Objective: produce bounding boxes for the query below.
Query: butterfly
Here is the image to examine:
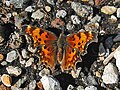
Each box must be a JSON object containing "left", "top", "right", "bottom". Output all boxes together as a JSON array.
[{"left": 25, "top": 25, "right": 97, "bottom": 72}]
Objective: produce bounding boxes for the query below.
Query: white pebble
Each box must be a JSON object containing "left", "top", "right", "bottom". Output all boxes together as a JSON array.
[
  {"left": 85, "top": 86, "right": 97, "bottom": 90},
  {"left": 25, "top": 6, "right": 34, "bottom": 12},
  {"left": 71, "top": 15, "right": 81, "bottom": 24},
  {"left": 25, "top": 58, "right": 34, "bottom": 67},
  {"left": 102, "top": 63, "right": 118, "bottom": 84},
  {"left": 6, "top": 50, "right": 18, "bottom": 62},
  {"left": 114, "top": 50, "right": 120, "bottom": 72},
  {"left": 56, "top": 10, "right": 67, "bottom": 18},
  {"left": 6, "top": 66, "right": 22, "bottom": 76},
  {"left": 31, "top": 10, "right": 44, "bottom": 20},
  {"left": 21, "top": 49, "right": 29, "bottom": 59},
  {"left": 117, "top": 8, "right": 120, "bottom": 18}
]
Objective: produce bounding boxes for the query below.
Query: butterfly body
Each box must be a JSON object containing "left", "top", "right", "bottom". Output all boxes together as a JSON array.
[{"left": 25, "top": 25, "right": 97, "bottom": 72}]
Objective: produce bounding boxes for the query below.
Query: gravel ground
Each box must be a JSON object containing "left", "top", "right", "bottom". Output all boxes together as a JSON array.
[{"left": 0, "top": 0, "right": 120, "bottom": 90}]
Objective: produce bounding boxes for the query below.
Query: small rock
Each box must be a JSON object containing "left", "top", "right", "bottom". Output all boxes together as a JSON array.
[
  {"left": 110, "top": 15, "right": 117, "bottom": 23},
  {"left": 102, "top": 63, "right": 119, "bottom": 84},
  {"left": 87, "top": 73, "right": 98, "bottom": 85},
  {"left": 113, "top": 34, "right": 120, "bottom": 42},
  {"left": 117, "top": 23, "right": 120, "bottom": 29},
  {"left": 56, "top": 10, "right": 67, "bottom": 18},
  {"left": 47, "top": 0, "right": 55, "bottom": 5},
  {"left": 5, "top": 1, "right": 11, "bottom": 7},
  {"left": 114, "top": 50, "right": 120, "bottom": 72},
  {"left": 90, "top": 15, "right": 101, "bottom": 23},
  {"left": 77, "top": 85, "right": 84, "bottom": 90},
  {"left": 28, "top": 80, "right": 36, "bottom": 90},
  {"left": 71, "top": 67, "right": 81, "bottom": 78},
  {"left": 1, "top": 61, "right": 7, "bottom": 66},
  {"left": 95, "top": 71, "right": 101, "bottom": 77},
  {"left": 10, "top": 0, "right": 23, "bottom": 8},
  {"left": 6, "top": 66, "right": 22, "bottom": 76},
  {"left": 101, "top": 6, "right": 117, "bottom": 15},
  {"left": 40, "top": 75, "right": 61, "bottom": 90},
  {"left": 21, "top": 49, "right": 29, "bottom": 59},
  {"left": 25, "top": 6, "right": 35, "bottom": 12},
  {"left": 27, "top": 45, "right": 37, "bottom": 53},
  {"left": 71, "top": 2, "right": 93, "bottom": 17},
  {"left": 31, "top": 10, "right": 44, "bottom": 20},
  {"left": 1, "top": 74, "right": 12, "bottom": 87},
  {"left": 45, "top": 6, "right": 51, "bottom": 12},
  {"left": 66, "top": 21, "right": 75, "bottom": 31},
  {"left": 94, "top": 0, "right": 104, "bottom": 6},
  {"left": 67, "top": 85, "right": 74, "bottom": 90},
  {"left": 85, "top": 86, "right": 97, "bottom": 90},
  {"left": 71, "top": 15, "right": 81, "bottom": 24},
  {"left": 117, "top": 8, "right": 120, "bottom": 18},
  {"left": 0, "top": 53, "right": 4, "bottom": 61},
  {"left": 39, "top": 68, "right": 50, "bottom": 77},
  {"left": 25, "top": 58, "right": 34, "bottom": 67},
  {"left": 99, "top": 43, "right": 106, "bottom": 56},
  {"left": 6, "top": 50, "right": 18, "bottom": 62}
]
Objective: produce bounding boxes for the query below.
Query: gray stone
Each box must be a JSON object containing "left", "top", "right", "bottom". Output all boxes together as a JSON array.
[
  {"left": 99, "top": 43, "right": 106, "bottom": 56},
  {"left": 105, "top": 37, "right": 113, "bottom": 49},
  {"left": 6, "top": 50, "right": 18, "bottom": 62},
  {"left": 56, "top": 10, "right": 67, "bottom": 18},
  {"left": 47, "top": 0, "right": 55, "bottom": 5},
  {"left": 25, "top": 58, "right": 34, "bottom": 67},
  {"left": 10, "top": 0, "right": 23, "bottom": 8},
  {"left": 31, "top": 10, "right": 44, "bottom": 20},
  {"left": 87, "top": 73, "right": 98, "bottom": 85},
  {"left": 85, "top": 86, "right": 97, "bottom": 90},
  {"left": 102, "top": 63, "right": 119, "bottom": 84},
  {"left": 6, "top": 66, "right": 22, "bottom": 76}
]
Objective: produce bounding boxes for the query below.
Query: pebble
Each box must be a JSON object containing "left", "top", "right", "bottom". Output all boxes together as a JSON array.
[
  {"left": 117, "top": 8, "right": 120, "bottom": 18},
  {"left": 31, "top": 10, "right": 44, "bottom": 20},
  {"left": 27, "top": 45, "right": 37, "bottom": 53},
  {"left": 117, "top": 23, "right": 120, "bottom": 29},
  {"left": 0, "top": 84, "right": 10, "bottom": 90},
  {"left": 1, "top": 74, "right": 12, "bottom": 87},
  {"left": 102, "top": 63, "right": 119, "bottom": 84},
  {"left": 25, "top": 58, "right": 34, "bottom": 67},
  {"left": 71, "top": 2, "right": 93, "bottom": 17},
  {"left": 77, "top": 85, "right": 84, "bottom": 90},
  {"left": 71, "top": 15, "right": 81, "bottom": 24},
  {"left": 67, "top": 84, "right": 74, "bottom": 90},
  {"left": 98, "top": 43, "right": 106, "bottom": 56},
  {"left": 45, "top": 6, "right": 51, "bottom": 12},
  {"left": 113, "top": 34, "right": 120, "bottom": 42},
  {"left": 21, "top": 49, "right": 29, "bottom": 59},
  {"left": 110, "top": 15, "right": 117, "bottom": 23},
  {"left": 5, "top": 1, "right": 11, "bottom": 7},
  {"left": 66, "top": 21, "right": 75, "bottom": 31},
  {"left": 1, "top": 61, "right": 7, "bottom": 66},
  {"left": 10, "top": 0, "right": 23, "bottom": 8},
  {"left": 6, "top": 66, "right": 22, "bottom": 76},
  {"left": 101, "top": 6, "right": 117, "bottom": 15},
  {"left": 25, "top": 6, "right": 35, "bottom": 12},
  {"left": 114, "top": 50, "right": 120, "bottom": 72},
  {"left": 71, "top": 67, "right": 81, "bottom": 78},
  {"left": 56, "top": 10, "right": 67, "bottom": 18},
  {"left": 85, "top": 86, "right": 97, "bottom": 90},
  {"left": 0, "top": 53, "right": 4, "bottom": 61},
  {"left": 90, "top": 15, "right": 101, "bottom": 23},
  {"left": 47, "top": 0, "right": 55, "bottom": 5},
  {"left": 40, "top": 75, "right": 61, "bottom": 90},
  {"left": 87, "top": 73, "right": 98, "bottom": 85},
  {"left": 28, "top": 80, "right": 36, "bottom": 90},
  {"left": 39, "top": 68, "right": 50, "bottom": 77},
  {"left": 95, "top": 71, "right": 101, "bottom": 77},
  {"left": 6, "top": 50, "right": 18, "bottom": 62}
]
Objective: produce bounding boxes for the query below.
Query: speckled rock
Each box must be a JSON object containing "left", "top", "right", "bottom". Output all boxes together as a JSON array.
[
  {"left": 101, "top": 6, "right": 117, "bottom": 15},
  {"left": 6, "top": 50, "right": 18, "bottom": 62},
  {"left": 102, "top": 63, "right": 119, "bottom": 84},
  {"left": 6, "top": 66, "right": 22, "bottom": 76},
  {"left": 71, "top": 15, "right": 81, "bottom": 24},
  {"left": 40, "top": 75, "right": 61, "bottom": 90},
  {"left": 85, "top": 86, "right": 97, "bottom": 90},
  {"left": 31, "top": 10, "right": 44, "bottom": 20}
]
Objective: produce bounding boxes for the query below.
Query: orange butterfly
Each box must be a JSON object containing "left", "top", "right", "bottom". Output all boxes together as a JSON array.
[{"left": 25, "top": 25, "right": 97, "bottom": 72}]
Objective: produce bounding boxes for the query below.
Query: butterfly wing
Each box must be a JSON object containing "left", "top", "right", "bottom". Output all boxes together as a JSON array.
[
  {"left": 61, "top": 31, "right": 95, "bottom": 71},
  {"left": 25, "top": 25, "right": 57, "bottom": 70}
]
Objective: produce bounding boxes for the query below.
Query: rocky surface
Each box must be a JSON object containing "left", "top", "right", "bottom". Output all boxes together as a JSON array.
[{"left": 0, "top": 0, "right": 120, "bottom": 90}]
